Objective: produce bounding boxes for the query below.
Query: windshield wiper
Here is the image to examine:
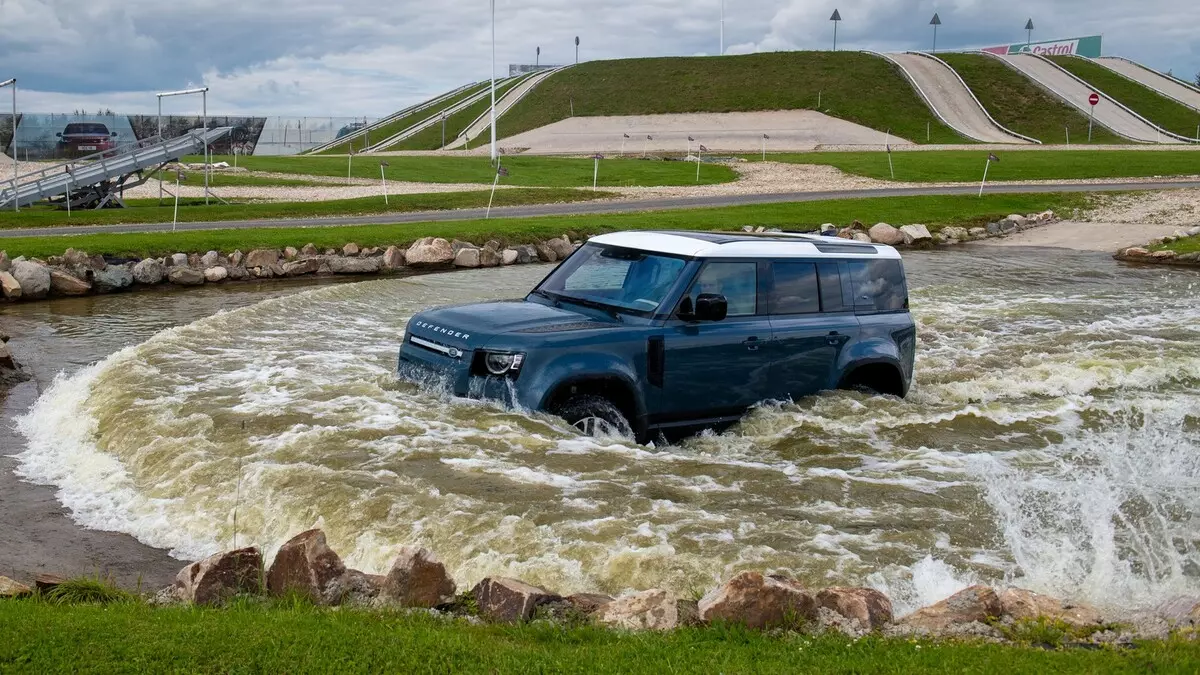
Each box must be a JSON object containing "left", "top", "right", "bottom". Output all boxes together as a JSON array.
[
  {"left": 556, "top": 295, "right": 624, "bottom": 323},
  {"left": 529, "top": 288, "right": 560, "bottom": 306}
]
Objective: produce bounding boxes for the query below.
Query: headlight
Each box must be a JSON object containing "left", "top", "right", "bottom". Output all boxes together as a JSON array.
[{"left": 480, "top": 351, "right": 525, "bottom": 376}]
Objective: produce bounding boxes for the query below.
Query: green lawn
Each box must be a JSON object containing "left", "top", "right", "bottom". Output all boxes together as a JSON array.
[
  {"left": 937, "top": 54, "right": 1125, "bottom": 144},
  {"left": 1048, "top": 56, "right": 1200, "bottom": 140},
  {"left": 1157, "top": 236, "right": 1200, "bottom": 255},
  {"left": 314, "top": 82, "right": 492, "bottom": 155},
  {"left": 388, "top": 76, "right": 527, "bottom": 151},
  {"left": 497, "top": 52, "right": 965, "bottom": 144},
  {"left": 754, "top": 150, "right": 1200, "bottom": 182},
  {"left": 0, "top": 192, "right": 1095, "bottom": 259},
  {"left": 1, "top": 601, "right": 1195, "bottom": 674},
  {"left": 177, "top": 154, "right": 737, "bottom": 187},
  {"left": 0, "top": 188, "right": 610, "bottom": 230},
  {"left": 149, "top": 171, "right": 342, "bottom": 188}
]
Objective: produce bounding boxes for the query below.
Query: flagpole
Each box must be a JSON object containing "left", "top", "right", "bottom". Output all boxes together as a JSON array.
[{"left": 979, "top": 159, "right": 991, "bottom": 197}]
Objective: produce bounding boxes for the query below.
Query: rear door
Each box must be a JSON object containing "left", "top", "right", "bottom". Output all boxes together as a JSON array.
[{"left": 766, "top": 260, "right": 859, "bottom": 400}]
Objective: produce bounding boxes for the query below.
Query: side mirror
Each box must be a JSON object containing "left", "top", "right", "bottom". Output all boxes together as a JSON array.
[
  {"left": 695, "top": 293, "right": 728, "bottom": 321},
  {"left": 56, "top": 132, "right": 62, "bottom": 137},
  {"left": 111, "top": 132, "right": 118, "bottom": 137}
]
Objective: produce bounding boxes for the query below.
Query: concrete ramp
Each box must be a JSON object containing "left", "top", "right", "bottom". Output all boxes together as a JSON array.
[
  {"left": 448, "top": 66, "right": 570, "bottom": 149},
  {"left": 873, "top": 51, "right": 1036, "bottom": 144},
  {"left": 993, "top": 53, "right": 1185, "bottom": 144},
  {"left": 1092, "top": 56, "right": 1200, "bottom": 113}
]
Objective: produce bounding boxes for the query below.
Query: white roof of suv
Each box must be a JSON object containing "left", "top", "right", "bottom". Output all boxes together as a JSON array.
[{"left": 589, "top": 230, "right": 902, "bottom": 260}]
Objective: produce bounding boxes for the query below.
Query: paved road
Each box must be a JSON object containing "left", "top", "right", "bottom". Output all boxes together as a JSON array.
[
  {"left": 1093, "top": 57, "right": 1200, "bottom": 113},
  {"left": 882, "top": 53, "right": 1031, "bottom": 144},
  {"left": 4, "top": 179, "right": 1200, "bottom": 239}
]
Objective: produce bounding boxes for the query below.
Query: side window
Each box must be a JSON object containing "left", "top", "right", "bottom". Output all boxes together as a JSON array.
[
  {"left": 848, "top": 260, "right": 908, "bottom": 312},
  {"left": 817, "top": 263, "right": 845, "bottom": 313},
  {"left": 686, "top": 262, "right": 758, "bottom": 317},
  {"left": 770, "top": 263, "right": 819, "bottom": 314}
]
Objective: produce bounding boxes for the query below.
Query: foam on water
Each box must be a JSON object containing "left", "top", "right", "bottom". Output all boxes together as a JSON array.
[{"left": 13, "top": 255, "right": 1200, "bottom": 613}]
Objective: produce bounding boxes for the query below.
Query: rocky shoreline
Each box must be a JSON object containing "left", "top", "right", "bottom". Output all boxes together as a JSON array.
[
  {"left": 3, "top": 529, "right": 1197, "bottom": 646},
  {"left": 1113, "top": 225, "right": 1200, "bottom": 266}
]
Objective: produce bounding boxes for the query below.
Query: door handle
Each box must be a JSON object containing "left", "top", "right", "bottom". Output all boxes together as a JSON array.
[
  {"left": 826, "top": 331, "right": 850, "bottom": 346},
  {"left": 743, "top": 336, "right": 761, "bottom": 352}
]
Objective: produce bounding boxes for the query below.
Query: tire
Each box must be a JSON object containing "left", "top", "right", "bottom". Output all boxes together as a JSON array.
[{"left": 555, "top": 395, "right": 633, "bottom": 438}]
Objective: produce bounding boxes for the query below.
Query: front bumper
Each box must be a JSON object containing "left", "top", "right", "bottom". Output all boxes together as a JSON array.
[{"left": 397, "top": 335, "right": 519, "bottom": 407}]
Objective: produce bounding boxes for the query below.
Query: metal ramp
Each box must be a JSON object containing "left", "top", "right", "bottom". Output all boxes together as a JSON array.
[
  {"left": 363, "top": 75, "right": 526, "bottom": 153},
  {"left": 1, "top": 127, "right": 233, "bottom": 209},
  {"left": 303, "top": 82, "right": 482, "bottom": 155}
]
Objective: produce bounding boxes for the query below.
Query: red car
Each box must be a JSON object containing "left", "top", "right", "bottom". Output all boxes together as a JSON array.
[{"left": 56, "top": 122, "right": 119, "bottom": 158}]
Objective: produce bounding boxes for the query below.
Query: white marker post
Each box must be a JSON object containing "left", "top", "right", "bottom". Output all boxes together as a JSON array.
[
  {"left": 621, "top": 133, "right": 629, "bottom": 157},
  {"left": 1088, "top": 92, "right": 1099, "bottom": 143},
  {"left": 884, "top": 130, "right": 894, "bottom": 180},
  {"left": 2, "top": 78, "right": 17, "bottom": 213},
  {"left": 64, "top": 168, "right": 71, "bottom": 218},
  {"left": 643, "top": 134, "right": 651, "bottom": 158},
  {"left": 687, "top": 135, "right": 694, "bottom": 158},
  {"left": 173, "top": 170, "right": 184, "bottom": 231},
  {"left": 347, "top": 148, "right": 353, "bottom": 184},
  {"left": 696, "top": 144, "right": 708, "bottom": 182},
  {"left": 380, "top": 161, "right": 390, "bottom": 206},
  {"left": 761, "top": 134, "right": 768, "bottom": 161},
  {"left": 486, "top": 162, "right": 507, "bottom": 219},
  {"left": 979, "top": 152, "right": 999, "bottom": 197},
  {"left": 592, "top": 154, "right": 602, "bottom": 191},
  {"left": 1065, "top": 126, "right": 1070, "bottom": 146}
]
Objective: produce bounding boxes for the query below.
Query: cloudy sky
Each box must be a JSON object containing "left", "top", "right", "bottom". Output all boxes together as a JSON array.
[{"left": 2, "top": 0, "right": 1197, "bottom": 116}]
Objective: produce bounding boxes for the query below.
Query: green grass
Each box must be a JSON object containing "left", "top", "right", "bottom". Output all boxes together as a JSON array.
[
  {"left": 497, "top": 52, "right": 965, "bottom": 144},
  {"left": 0, "top": 192, "right": 1096, "bottom": 259},
  {"left": 388, "top": 76, "right": 527, "bottom": 151},
  {"left": 2, "top": 601, "right": 1196, "bottom": 674},
  {"left": 175, "top": 154, "right": 737, "bottom": 187},
  {"left": 753, "top": 150, "right": 1200, "bottom": 182},
  {"left": 1156, "top": 236, "right": 1200, "bottom": 255},
  {"left": 314, "top": 82, "right": 492, "bottom": 155},
  {"left": 0, "top": 188, "right": 610, "bottom": 230},
  {"left": 1048, "top": 56, "right": 1200, "bottom": 140},
  {"left": 149, "top": 171, "right": 342, "bottom": 188},
  {"left": 937, "top": 54, "right": 1125, "bottom": 144}
]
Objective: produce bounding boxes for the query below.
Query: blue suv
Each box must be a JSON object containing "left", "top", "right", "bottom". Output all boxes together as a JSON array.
[{"left": 398, "top": 231, "right": 916, "bottom": 442}]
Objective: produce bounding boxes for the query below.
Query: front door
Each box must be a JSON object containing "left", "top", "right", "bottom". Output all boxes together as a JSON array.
[{"left": 767, "top": 261, "right": 858, "bottom": 400}]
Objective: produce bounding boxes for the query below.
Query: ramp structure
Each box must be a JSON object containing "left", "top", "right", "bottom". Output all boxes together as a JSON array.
[
  {"left": 365, "top": 75, "right": 528, "bottom": 152},
  {"left": 0, "top": 127, "right": 232, "bottom": 210},
  {"left": 304, "top": 82, "right": 481, "bottom": 155},
  {"left": 1090, "top": 56, "right": 1200, "bottom": 112},
  {"left": 446, "top": 66, "right": 572, "bottom": 149}
]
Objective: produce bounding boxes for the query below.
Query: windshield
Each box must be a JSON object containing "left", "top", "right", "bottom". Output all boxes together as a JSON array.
[
  {"left": 64, "top": 123, "right": 109, "bottom": 135},
  {"left": 533, "top": 243, "right": 688, "bottom": 315}
]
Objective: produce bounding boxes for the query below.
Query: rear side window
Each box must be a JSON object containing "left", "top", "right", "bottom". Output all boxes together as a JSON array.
[
  {"left": 848, "top": 260, "right": 908, "bottom": 312},
  {"left": 771, "top": 263, "right": 819, "bottom": 314},
  {"left": 817, "top": 263, "right": 846, "bottom": 313}
]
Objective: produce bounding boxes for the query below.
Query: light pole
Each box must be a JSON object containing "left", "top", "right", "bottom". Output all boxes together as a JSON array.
[
  {"left": 1025, "top": 19, "right": 1034, "bottom": 49},
  {"left": 157, "top": 87, "right": 210, "bottom": 205},
  {"left": 929, "top": 13, "right": 941, "bottom": 53},
  {"left": 575, "top": 36, "right": 580, "bottom": 65},
  {"left": 830, "top": 10, "right": 841, "bottom": 52},
  {"left": 489, "top": 0, "right": 497, "bottom": 163},
  {"left": 536, "top": 46, "right": 540, "bottom": 69},
  {"left": 1, "top": 78, "right": 16, "bottom": 212},
  {"left": 719, "top": 0, "right": 724, "bottom": 55}
]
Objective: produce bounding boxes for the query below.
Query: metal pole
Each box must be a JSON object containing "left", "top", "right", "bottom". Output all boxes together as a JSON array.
[
  {"left": 203, "top": 90, "right": 209, "bottom": 206},
  {"left": 486, "top": 160, "right": 501, "bottom": 219},
  {"left": 696, "top": 148, "right": 702, "bottom": 182},
  {"left": 1065, "top": 126, "right": 1070, "bottom": 145},
  {"left": 833, "top": 21, "right": 837, "bottom": 52},
  {"left": 720, "top": 0, "right": 724, "bottom": 55},
  {"left": 979, "top": 159, "right": 990, "bottom": 197},
  {"left": 381, "top": 164, "right": 388, "bottom": 205},
  {"left": 593, "top": 157, "right": 598, "bottom": 191},
  {"left": 1088, "top": 106, "right": 1094, "bottom": 142},
  {"left": 66, "top": 176, "right": 71, "bottom": 218},
  {"left": 173, "top": 173, "right": 180, "bottom": 230},
  {"left": 10, "top": 79, "right": 16, "bottom": 213},
  {"left": 932, "top": 24, "right": 936, "bottom": 53},
  {"left": 489, "top": 0, "right": 497, "bottom": 163}
]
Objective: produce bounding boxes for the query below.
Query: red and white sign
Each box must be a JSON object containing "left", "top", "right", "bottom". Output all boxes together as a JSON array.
[{"left": 1088, "top": 93, "right": 1100, "bottom": 106}]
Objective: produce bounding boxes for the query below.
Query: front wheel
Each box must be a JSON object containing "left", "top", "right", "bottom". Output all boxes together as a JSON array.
[{"left": 554, "top": 395, "right": 633, "bottom": 439}]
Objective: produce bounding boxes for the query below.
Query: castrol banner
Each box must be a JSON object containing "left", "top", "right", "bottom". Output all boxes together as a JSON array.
[{"left": 980, "top": 35, "right": 1102, "bottom": 58}]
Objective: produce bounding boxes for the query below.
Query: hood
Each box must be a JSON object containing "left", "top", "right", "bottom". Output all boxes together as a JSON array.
[{"left": 408, "top": 300, "right": 610, "bottom": 348}]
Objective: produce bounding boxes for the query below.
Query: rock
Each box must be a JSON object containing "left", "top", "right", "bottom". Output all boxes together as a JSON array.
[
  {"left": 266, "top": 529, "right": 346, "bottom": 604},
  {"left": 175, "top": 547, "right": 263, "bottom": 606},
  {"left": 986, "top": 222, "right": 1002, "bottom": 235},
  {"left": 698, "top": 571, "right": 817, "bottom": 629},
  {"left": 534, "top": 243, "right": 558, "bottom": 263},
  {"left": 244, "top": 248, "right": 281, "bottom": 269},
  {"left": 0, "top": 250, "right": 9, "bottom": 273},
  {"left": 1150, "top": 250, "right": 1177, "bottom": 260},
  {"left": 941, "top": 226, "right": 969, "bottom": 242},
  {"left": 49, "top": 269, "right": 91, "bottom": 296},
  {"left": 596, "top": 589, "right": 679, "bottom": 631},
  {"left": 815, "top": 587, "right": 894, "bottom": 630},
  {"left": 836, "top": 227, "right": 855, "bottom": 240},
  {"left": 852, "top": 232, "right": 872, "bottom": 243},
  {"left": 282, "top": 259, "right": 320, "bottom": 277},
  {"left": 362, "top": 247, "right": 381, "bottom": 257},
  {"left": 451, "top": 239, "right": 477, "bottom": 253},
  {"left": 203, "top": 266, "right": 229, "bottom": 283},
  {"left": 741, "top": 225, "right": 754, "bottom": 232},
  {"left": 406, "top": 237, "right": 455, "bottom": 267},
  {"left": 380, "top": 546, "right": 457, "bottom": 608},
  {"left": 1006, "top": 214, "right": 1029, "bottom": 228},
  {"left": 323, "top": 569, "right": 385, "bottom": 606},
  {"left": 479, "top": 247, "right": 502, "bottom": 267},
  {"left": 1037, "top": 210, "right": 1056, "bottom": 223},
  {"left": 228, "top": 266, "right": 250, "bottom": 281},
  {"left": 62, "top": 248, "right": 93, "bottom": 269},
  {"left": 94, "top": 265, "right": 133, "bottom": 293},
  {"left": 997, "top": 588, "right": 1102, "bottom": 628},
  {"left": 170, "top": 253, "right": 189, "bottom": 267},
  {"left": 35, "top": 574, "right": 68, "bottom": 593},
  {"left": 167, "top": 267, "right": 205, "bottom": 286},
  {"left": 132, "top": 258, "right": 165, "bottom": 285},
  {"left": 868, "top": 223, "right": 904, "bottom": 246},
  {"left": 269, "top": 263, "right": 286, "bottom": 277},
  {"left": 997, "top": 220, "right": 1018, "bottom": 234},
  {"left": 0, "top": 342, "right": 15, "bottom": 370},
  {"left": 1120, "top": 247, "right": 1150, "bottom": 258},
  {"left": 545, "top": 235, "right": 575, "bottom": 260},
  {"left": 472, "top": 577, "right": 561, "bottom": 623},
  {"left": 11, "top": 260, "right": 51, "bottom": 299},
  {"left": 327, "top": 256, "right": 382, "bottom": 274},
  {"left": 898, "top": 585, "right": 1001, "bottom": 634},
  {"left": 1178, "top": 252, "right": 1200, "bottom": 262},
  {"left": 324, "top": 249, "right": 337, "bottom": 257},
  {"left": 382, "top": 246, "right": 405, "bottom": 270},
  {"left": 230, "top": 250, "right": 245, "bottom": 268},
  {"left": 820, "top": 223, "right": 837, "bottom": 234},
  {"left": 300, "top": 243, "right": 318, "bottom": 257},
  {"left": 900, "top": 224, "right": 933, "bottom": 246},
  {"left": 0, "top": 575, "right": 32, "bottom": 597},
  {"left": 342, "top": 243, "right": 360, "bottom": 257},
  {"left": 565, "top": 592, "right": 614, "bottom": 615},
  {"left": 200, "top": 250, "right": 221, "bottom": 268},
  {"left": 968, "top": 226, "right": 987, "bottom": 239},
  {"left": 501, "top": 249, "right": 519, "bottom": 265},
  {"left": 0, "top": 271, "right": 22, "bottom": 299},
  {"left": 284, "top": 246, "right": 299, "bottom": 260},
  {"left": 454, "top": 248, "right": 481, "bottom": 268},
  {"left": 516, "top": 245, "right": 538, "bottom": 264}
]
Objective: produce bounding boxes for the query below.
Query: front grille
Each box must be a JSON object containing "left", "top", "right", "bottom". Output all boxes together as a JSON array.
[{"left": 409, "top": 334, "right": 465, "bottom": 359}]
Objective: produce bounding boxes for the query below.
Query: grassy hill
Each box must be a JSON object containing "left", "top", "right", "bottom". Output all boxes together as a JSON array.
[
  {"left": 1047, "top": 56, "right": 1200, "bottom": 140},
  {"left": 496, "top": 52, "right": 965, "bottom": 144},
  {"left": 315, "top": 82, "right": 491, "bottom": 155},
  {"left": 937, "top": 54, "right": 1125, "bottom": 144},
  {"left": 387, "top": 76, "right": 527, "bottom": 151}
]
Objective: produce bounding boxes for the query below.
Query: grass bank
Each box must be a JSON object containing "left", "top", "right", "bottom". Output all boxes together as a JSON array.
[
  {"left": 0, "top": 192, "right": 1095, "bottom": 259},
  {"left": 149, "top": 171, "right": 342, "bottom": 188},
  {"left": 753, "top": 150, "right": 1200, "bottom": 182},
  {"left": 388, "top": 76, "right": 526, "bottom": 151},
  {"left": 314, "top": 82, "right": 491, "bottom": 155},
  {"left": 1047, "top": 56, "right": 1200, "bottom": 140},
  {"left": 0, "top": 188, "right": 611, "bottom": 230},
  {"left": 1, "top": 601, "right": 1194, "bottom": 674},
  {"left": 1156, "top": 236, "right": 1200, "bottom": 255},
  {"left": 497, "top": 52, "right": 964, "bottom": 144},
  {"left": 936, "top": 54, "right": 1125, "bottom": 144}
]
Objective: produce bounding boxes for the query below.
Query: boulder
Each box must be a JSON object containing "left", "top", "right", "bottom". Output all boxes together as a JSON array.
[
  {"left": 968, "top": 226, "right": 987, "bottom": 239},
  {"left": 597, "top": 589, "right": 679, "bottom": 631},
  {"left": 94, "top": 265, "right": 134, "bottom": 293},
  {"left": 49, "top": 269, "right": 91, "bottom": 296},
  {"left": 170, "top": 253, "right": 189, "bottom": 267},
  {"left": 997, "top": 588, "right": 1102, "bottom": 628},
  {"left": 327, "top": 256, "right": 382, "bottom": 274},
  {"left": 479, "top": 247, "right": 502, "bottom": 267},
  {"left": 454, "top": 248, "right": 481, "bottom": 268},
  {"left": 11, "top": 260, "right": 51, "bottom": 299},
  {"left": 35, "top": 574, "right": 67, "bottom": 593},
  {"left": 451, "top": 239, "right": 477, "bottom": 253},
  {"left": 1120, "top": 247, "right": 1150, "bottom": 258},
  {"left": 266, "top": 530, "right": 346, "bottom": 604},
  {"left": 898, "top": 585, "right": 1001, "bottom": 633},
  {"left": 820, "top": 223, "right": 837, "bottom": 234},
  {"left": 1150, "top": 250, "right": 1177, "bottom": 260},
  {"left": 868, "top": 223, "right": 904, "bottom": 246},
  {"left": 565, "top": 592, "right": 614, "bottom": 615},
  {"left": 406, "top": 237, "right": 455, "bottom": 267},
  {"left": 175, "top": 547, "right": 263, "bottom": 606},
  {"left": 282, "top": 259, "right": 320, "bottom": 277},
  {"left": 323, "top": 569, "right": 385, "bottom": 606},
  {"left": 380, "top": 546, "right": 456, "bottom": 608},
  {"left": 200, "top": 250, "right": 221, "bottom": 268},
  {"left": 941, "top": 226, "right": 969, "bottom": 242},
  {"left": 472, "top": 577, "right": 561, "bottom": 623},
  {"left": 382, "top": 246, "right": 405, "bottom": 270},
  {"left": 132, "top": 258, "right": 165, "bottom": 285},
  {"left": 1005, "top": 214, "right": 1029, "bottom": 228},
  {"left": 997, "top": 220, "right": 1018, "bottom": 234},
  {"left": 501, "top": 249, "right": 519, "bottom": 266},
  {"left": 534, "top": 243, "right": 558, "bottom": 263},
  {"left": 836, "top": 227, "right": 855, "bottom": 240},
  {"left": 1179, "top": 252, "right": 1200, "bottom": 262},
  {"left": 852, "top": 232, "right": 872, "bottom": 243},
  {"left": 900, "top": 224, "right": 933, "bottom": 246},
  {"left": 62, "top": 248, "right": 93, "bottom": 269},
  {"left": 986, "top": 222, "right": 1002, "bottom": 235},
  {"left": 546, "top": 235, "right": 575, "bottom": 260},
  {"left": 269, "top": 263, "right": 286, "bottom": 278},
  {"left": 364, "top": 247, "right": 382, "bottom": 257},
  {"left": 0, "top": 342, "right": 15, "bottom": 370},
  {"left": 284, "top": 246, "right": 299, "bottom": 260},
  {"left": 203, "top": 267, "right": 229, "bottom": 283},
  {"left": 0, "top": 250, "right": 9, "bottom": 273},
  {"left": 228, "top": 266, "right": 250, "bottom": 281},
  {"left": 342, "top": 243, "right": 360, "bottom": 257},
  {"left": 0, "top": 575, "right": 32, "bottom": 598},
  {"left": 516, "top": 245, "right": 538, "bottom": 264},
  {"left": 815, "top": 587, "right": 893, "bottom": 630},
  {"left": 698, "top": 571, "right": 817, "bottom": 629},
  {"left": 0, "top": 271, "right": 22, "bottom": 299},
  {"left": 167, "top": 267, "right": 206, "bottom": 286},
  {"left": 300, "top": 243, "right": 318, "bottom": 257},
  {"left": 244, "top": 248, "right": 281, "bottom": 269},
  {"left": 230, "top": 250, "right": 245, "bottom": 268}
]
